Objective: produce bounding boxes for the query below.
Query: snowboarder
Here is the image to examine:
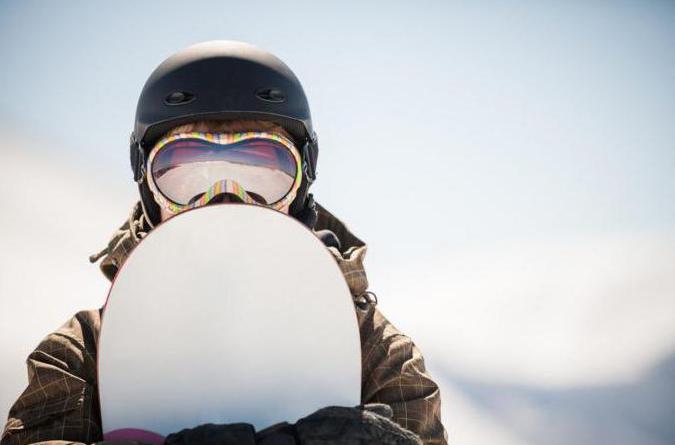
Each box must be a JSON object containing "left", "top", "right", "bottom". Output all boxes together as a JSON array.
[{"left": 1, "top": 41, "right": 448, "bottom": 445}]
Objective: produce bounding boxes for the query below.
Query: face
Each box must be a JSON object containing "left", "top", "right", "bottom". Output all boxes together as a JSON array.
[{"left": 153, "top": 124, "right": 299, "bottom": 223}]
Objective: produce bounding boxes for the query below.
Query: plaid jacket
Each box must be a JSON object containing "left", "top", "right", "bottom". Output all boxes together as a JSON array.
[{"left": 1, "top": 201, "right": 448, "bottom": 445}]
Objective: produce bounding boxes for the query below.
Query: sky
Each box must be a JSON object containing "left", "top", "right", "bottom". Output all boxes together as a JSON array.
[{"left": 1, "top": 1, "right": 674, "bottom": 444}]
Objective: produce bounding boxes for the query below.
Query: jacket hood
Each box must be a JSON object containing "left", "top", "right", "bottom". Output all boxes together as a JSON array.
[{"left": 90, "top": 200, "right": 370, "bottom": 297}]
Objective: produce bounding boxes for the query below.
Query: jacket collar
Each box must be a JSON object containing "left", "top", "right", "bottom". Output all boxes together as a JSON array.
[{"left": 92, "top": 200, "right": 369, "bottom": 297}]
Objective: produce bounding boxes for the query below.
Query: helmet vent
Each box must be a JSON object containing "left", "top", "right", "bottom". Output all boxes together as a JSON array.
[
  {"left": 164, "top": 91, "right": 196, "bottom": 106},
  {"left": 255, "top": 88, "right": 286, "bottom": 103}
]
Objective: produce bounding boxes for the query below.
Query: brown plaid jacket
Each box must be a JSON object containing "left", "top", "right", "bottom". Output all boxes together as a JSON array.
[{"left": 1, "top": 201, "right": 448, "bottom": 445}]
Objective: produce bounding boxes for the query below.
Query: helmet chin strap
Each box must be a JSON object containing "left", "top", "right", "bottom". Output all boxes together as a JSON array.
[
  {"left": 138, "top": 178, "right": 161, "bottom": 229},
  {"left": 292, "top": 193, "right": 318, "bottom": 230}
]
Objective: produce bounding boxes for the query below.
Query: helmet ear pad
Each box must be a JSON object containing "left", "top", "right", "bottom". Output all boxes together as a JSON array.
[
  {"left": 288, "top": 137, "right": 318, "bottom": 228},
  {"left": 138, "top": 178, "right": 162, "bottom": 227}
]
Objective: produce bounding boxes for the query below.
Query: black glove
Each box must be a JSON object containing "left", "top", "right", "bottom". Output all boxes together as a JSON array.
[
  {"left": 159, "top": 404, "right": 421, "bottom": 445},
  {"left": 295, "top": 404, "right": 423, "bottom": 445},
  {"left": 164, "top": 422, "right": 256, "bottom": 445},
  {"left": 255, "top": 422, "right": 297, "bottom": 445}
]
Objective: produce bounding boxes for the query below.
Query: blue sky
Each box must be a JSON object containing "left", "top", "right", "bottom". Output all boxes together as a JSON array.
[{"left": 1, "top": 0, "right": 673, "bottom": 262}]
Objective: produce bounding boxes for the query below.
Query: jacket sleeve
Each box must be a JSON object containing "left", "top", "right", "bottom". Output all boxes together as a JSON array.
[
  {"left": 1, "top": 310, "right": 103, "bottom": 445},
  {"left": 357, "top": 304, "right": 448, "bottom": 445}
]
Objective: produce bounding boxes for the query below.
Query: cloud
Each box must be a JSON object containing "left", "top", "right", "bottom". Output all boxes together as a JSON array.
[
  {"left": 371, "top": 233, "right": 675, "bottom": 388},
  {"left": 0, "top": 130, "right": 134, "bottom": 420},
  {"left": 440, "top": 351, "right": 675, "bottom": 445}
]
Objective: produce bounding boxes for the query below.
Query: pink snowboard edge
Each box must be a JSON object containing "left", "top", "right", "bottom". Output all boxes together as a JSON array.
[{"left": 104, "top": 428, "right": 166, "bottom": 445}]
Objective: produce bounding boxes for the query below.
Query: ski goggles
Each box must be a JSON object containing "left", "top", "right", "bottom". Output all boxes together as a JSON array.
[{"left": 146, "top": 131, "right": 303, "bottom": 214}]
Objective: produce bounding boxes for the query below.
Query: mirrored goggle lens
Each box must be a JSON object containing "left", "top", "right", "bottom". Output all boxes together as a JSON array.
[{"left": 151, "top": 138, "right": 298, "bottom": 206}]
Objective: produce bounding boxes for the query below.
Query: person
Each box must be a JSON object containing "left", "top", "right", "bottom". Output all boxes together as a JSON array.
[{"left": 1, "top": 41, "right": 448, "bottom": 445}]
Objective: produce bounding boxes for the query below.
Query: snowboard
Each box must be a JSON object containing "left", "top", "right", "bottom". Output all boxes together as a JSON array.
[{"left": 98, "top": 204, "right": 361, "bottom": 444}]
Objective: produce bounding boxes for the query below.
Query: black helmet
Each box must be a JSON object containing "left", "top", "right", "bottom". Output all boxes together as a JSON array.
[{"left": 130, "top": 40, "right": 319, "bottom": 226}]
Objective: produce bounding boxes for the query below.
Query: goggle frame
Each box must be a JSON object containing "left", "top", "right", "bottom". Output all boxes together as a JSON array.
[{"left": 146, "top": 131, "right": 303, "bottom": 215}]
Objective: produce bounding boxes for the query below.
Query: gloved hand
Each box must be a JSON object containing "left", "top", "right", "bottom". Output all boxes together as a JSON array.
[
  {"left": 164, "top": 422, "right": 256, "bottom": 445},
  {"left": 148, "top": 404, "right": 421, "bottom": 445},
  {"left": 295, "top": 403, "right": 423, "bottom": 445},
  {"left": 255, "top": 422, "right": 297, "bottom": 445}
]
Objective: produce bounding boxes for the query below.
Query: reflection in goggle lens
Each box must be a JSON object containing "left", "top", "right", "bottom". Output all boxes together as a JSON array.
[{"left": 151, "top": 138, "right": 298, "bottom": 206}]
